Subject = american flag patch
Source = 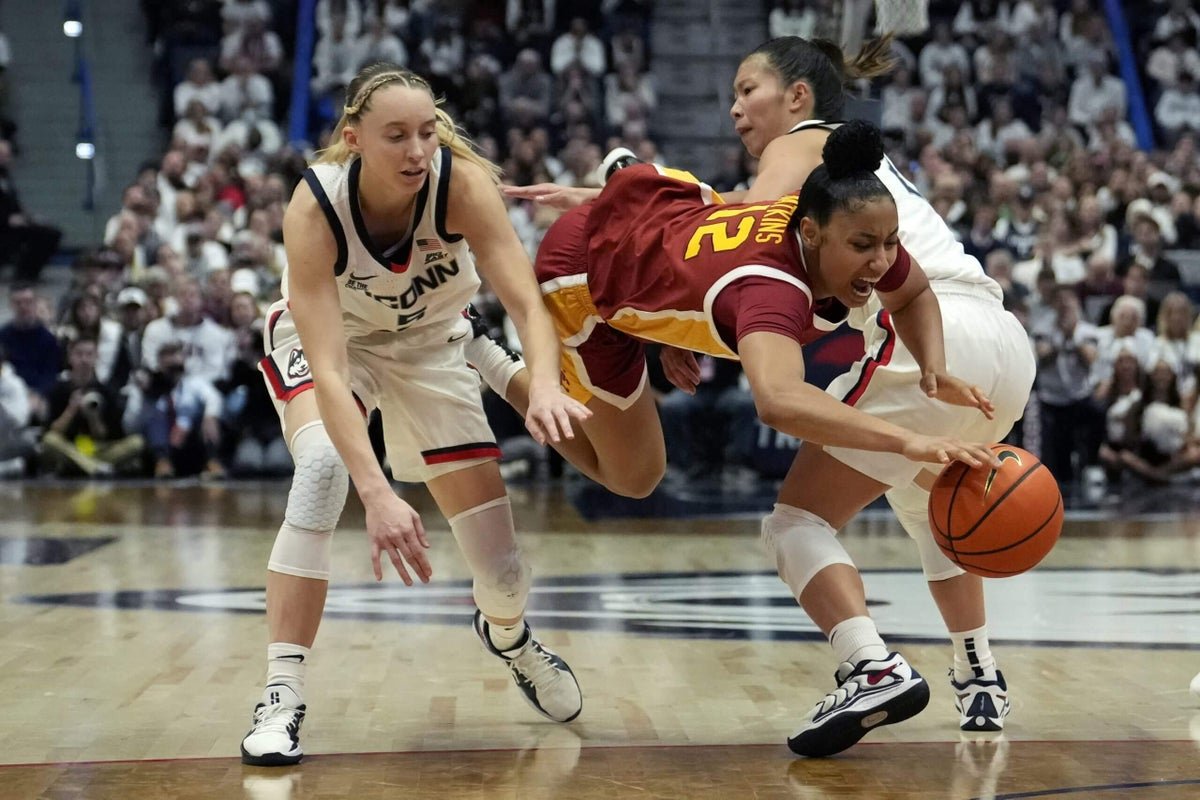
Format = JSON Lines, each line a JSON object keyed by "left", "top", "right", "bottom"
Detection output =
{"left": 417, "top": 238, "right": 440, "bottom": 252}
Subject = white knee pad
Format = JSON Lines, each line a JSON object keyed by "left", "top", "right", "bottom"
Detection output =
{"left": 268, "top": 421, "right": 349, "bottom": 580}
{"left": 448, "top": 496, "right": 531, "bottom": 619}
{"left": 884, "top": 483, "right": 965, "bottom": 582}
{"left": 760, "top": 503, "right": 855, "bottom": 598}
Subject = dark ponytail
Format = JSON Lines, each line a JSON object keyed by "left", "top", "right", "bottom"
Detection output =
{"left": 746, "top": 34, "right": 896, "bottom": 120}
{"left": 796, "top": 120, "right": 891, "bottom": 225}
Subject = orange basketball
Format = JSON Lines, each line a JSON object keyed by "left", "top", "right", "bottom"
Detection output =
{"left": 927, "top": 444, "right": 1063, "bottom": 578}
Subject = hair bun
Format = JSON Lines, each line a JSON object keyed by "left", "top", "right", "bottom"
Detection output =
{"left": 822, "top": 120, "right": 884, "bottom": 180}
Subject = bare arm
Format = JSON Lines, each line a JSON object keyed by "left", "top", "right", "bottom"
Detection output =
{"left": 741, "top": 130, "right": 829, "bottom": 203}
{"left": 739, "top": 331, "right": 997, "bottom": 467}
{"left": 447, "top": 160, "right": 590, "bottom": 443}
{"left": 878, "top": 256, "right": 995, "bottom": 418}
{"left": 284, "top": 183, "right": 392, "bottom": 503}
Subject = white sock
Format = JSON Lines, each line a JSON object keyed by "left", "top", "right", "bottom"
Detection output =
{"left": 950, "top": 624, "right": 996, "bottom": 682}
{"left": 829, "top": 616, "right": 889, "bottom": 666}
{"left": 463, "top": 334, "right": 524, "bottom": 399}
{"left": 264, "top": 642, "right": 309, "bottom": 705}
{"left": 486, "top": 618, "right": 527, "bottom": 652}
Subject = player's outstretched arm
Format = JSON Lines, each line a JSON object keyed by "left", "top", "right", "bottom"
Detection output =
{"left": 739, "top": 331, "right": 999, "bottom": 468}
{"left": 449, "top": 160, "right": 592, "bottom": 445}
{"left": 500, "top": 182, "right": 601, "bottom": 210}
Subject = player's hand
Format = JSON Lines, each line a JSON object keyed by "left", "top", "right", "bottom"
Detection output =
{"left": 901, "top": 434, "right": 1001, "bottom": 469}
{"left": 501, "top": 183, "right": 601, "bottom": 211}
{"left": 920, "top": 371, "right": 995, "bottom": 420}
{"left": 660, "top": 347, "right": 701, "bottom": 394}
{"left": 364, "top": 493, "right": 431, "bottom": 585}
{"left": 525, "top": 381, "right": 592, "bottom": 445}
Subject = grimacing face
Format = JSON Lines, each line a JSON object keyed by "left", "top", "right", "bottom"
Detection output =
{"left": 801, "top": 197, "right": 900, "bottom": 309}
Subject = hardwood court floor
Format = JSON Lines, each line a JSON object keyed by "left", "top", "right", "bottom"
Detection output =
{"left": 1, "top": 481, "right": 1198, "bottom": 799}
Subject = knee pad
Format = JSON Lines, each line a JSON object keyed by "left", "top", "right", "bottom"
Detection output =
{"left": 268, "top": 421, "right": 349, "bottom": 580}
{"left": 885, "top": 484, "right": 965, "bottom": 582}
{"left": 448, "top": 496, "right": 531, "bottom": 619}
{"left": 760, "top": 503, "right": 855, "bottom": 598}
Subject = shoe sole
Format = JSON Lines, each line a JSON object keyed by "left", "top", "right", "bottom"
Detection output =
{"left": 788, "top": 678, "right": 931, "bottom": 758}
{"left": 240, "top": 744, "right": 303, "bottom": 767}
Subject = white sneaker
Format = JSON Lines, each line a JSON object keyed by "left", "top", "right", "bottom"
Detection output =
{"left": 598, "top": 147, "right": 639, "bottom": 184}
{"left": 951, "top": 670, "right": 1010, "bottom": 732}
{"left": 474, "top": 610, "right": 582, "bottom": 723}
{"left": 240, "top": 684, "right": 305, "bottom": 766}
{"left": 788, "top": 651, "right": 930, "bottom": 757}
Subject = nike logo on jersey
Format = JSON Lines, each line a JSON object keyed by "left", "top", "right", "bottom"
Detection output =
{"left": 348, "top": 273, "right": 375, "bottom": 281}
{"left": 396, "top": 308, "right": 427, "bottom": 327}
{"left": 447, "top": 332, "right": 468, "bottom": 343}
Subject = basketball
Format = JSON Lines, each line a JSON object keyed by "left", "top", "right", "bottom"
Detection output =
{"left": 927, "top": 445, "right": 1063, "bottom": 578}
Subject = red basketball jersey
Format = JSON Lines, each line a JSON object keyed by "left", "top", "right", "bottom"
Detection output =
{"left": 582, "top": 164, "right": 906, "bottom": 356}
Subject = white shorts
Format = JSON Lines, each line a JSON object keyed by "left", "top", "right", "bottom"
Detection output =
{"left": 259, "top": 300, "right": 499, "bottom": 483}
{"left": 824, "top": 288, "right": 1036, "bottom": 487}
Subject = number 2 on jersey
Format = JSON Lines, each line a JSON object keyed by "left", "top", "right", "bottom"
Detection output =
{"left": 685, "top": 205, "right": 771, "bottom": 260}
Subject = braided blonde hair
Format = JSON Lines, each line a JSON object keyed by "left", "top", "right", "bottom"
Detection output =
{"left": 315, "top": 63, "right": 502, "bottom": 184}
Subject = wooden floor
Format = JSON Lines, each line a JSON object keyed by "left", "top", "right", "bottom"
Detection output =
{"left": 1, "top": 480, "right": 1199, "bottom": 799}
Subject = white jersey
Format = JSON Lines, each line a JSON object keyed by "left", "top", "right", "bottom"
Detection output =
{"left": 789, "top": 121, "right": 1003, "bottom": 324}
{"left": 287, "top": 146, "right": 480, "bottom": 340}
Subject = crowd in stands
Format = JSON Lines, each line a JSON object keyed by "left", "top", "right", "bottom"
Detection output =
{"left": 1, "top": 0, "right": 1198, "bottom": 501}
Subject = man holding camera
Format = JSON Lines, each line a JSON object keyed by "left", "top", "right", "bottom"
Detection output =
{"left": 41, "top": 338, "right": 144, "bottom": 476}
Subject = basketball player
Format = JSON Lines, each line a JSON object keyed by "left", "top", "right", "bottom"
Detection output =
{"left": 240, "top": 64, "right": 590, "bottom": 767}
{"left": 506, "top": 36, "right": 1035, "bottom": 754}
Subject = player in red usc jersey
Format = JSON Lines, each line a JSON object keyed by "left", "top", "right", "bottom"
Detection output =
{"left": 522, "top": 121, "right": 998, "bottom": 500}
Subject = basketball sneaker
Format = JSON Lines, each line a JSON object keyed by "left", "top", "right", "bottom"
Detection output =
{"left": 240, "top": 684, "right": 305, "bottom": 766}
{"left": 788, "top": 652, "right": 930, "bottom": 757}
{"left": 474, "top": 610, "right": 582, "bottom": 723}
{"left": 599, "top": 147, "right": 639, "bottom": 184}
{"left": 951, "top": 669, "right": 1010, "bottom": 732}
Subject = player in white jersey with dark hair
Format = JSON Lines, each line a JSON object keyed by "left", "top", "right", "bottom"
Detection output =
{"left": 240, "top": 63, "right": 590, "bottom": 767}
{"left": 505, "top": 34, "right": 1036, "bottom": 756}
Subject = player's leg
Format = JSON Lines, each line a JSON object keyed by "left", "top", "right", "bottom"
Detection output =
{"left": 242, "top": 310, "right": 355, "bottom": 766}
{"left": 888, "top": 476, "right": 1010, "bottom": 732}
{"left": 770, "top": 443, "right": 930, "bottom": 757}
{"left": 425, "top": 461, "right": 582, "bottom": 722}
{"left": 381, "top": 343, "right": 581, "bottom": 722}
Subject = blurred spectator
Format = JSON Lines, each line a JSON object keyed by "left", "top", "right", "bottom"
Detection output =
{"left": 609, "top": 18, "right": 646, "bottom": 73}
{"left": 41, "top": 338, "right": 144, "bottom": 477}
{"left": 927, "top": 65, "right": 977, "bottom": 125}
{"left": 604, "top": 62, "right": 655, "bottom": 130}
{"left": 995, "top": 184, "right": 1042, "bottom": 261}
{"left": 174, "top": 99, "right": 225, "bottom": 152}
{"left": 358, "top": 17, "right": 409, "bottom": 69}
{"left": 976, "top": 95, "right": 1032, "bottom": 164}
{"left": 0, "top": 342, "right": 33, "bottom": 476}
{"left": 219, "top": 16, "right": 284, "bottom": 77}
{"left": 0, "top": 284, "right": 61, "bottom": 406}
{"left": 141, "top": 278, "right": 235, "bottom": 384}
{"left": 0, "top": 140, "right": 63, "bottom": 283}
{"left": 123, "top": 341, "right": 225, "bottom": 479}
{"left": 173, "top": 58, "right": 223, "bottom": 120}
{"left": 881, "top": 66, "right": 922, "bottom": 136}
{"left": 919, "top": 21, "right": 970, "bottom": 89}
{"left": 224, "top": 292, "right": 290, "bottom": 475}
{"left": 219, "top": 55, "right": 275, "bottom": 123}
{"left": 1076, "top": 254, "right": 1124, "bottom": 324}
{"left": 221, "top": 0, "right": 272, "bottom": 32}
{"left": 1121, "top": 199, "right": 1182, "bottom": 305}
{"left": 1074, "top": 195, "right": 1119, "bottom": 265}
{"left": 505, "top": 0, "right": 555, "bottom": 53}
{"left": 659, "top": 357, "right": 755, "bottom": 479}
{"left": 1096, "top": 347, "right": 1144, "bottom": 481}
{"left": 1031, "top": 286, "right": 1103, "bottom": 485}
{"left": 984, "top": 249, "right": 1031, "bottom": 312}
{"left": 1100, "top": 358, "right": 1195, "bottom": 484}
{"left": 1152, "top": 0, "right": 1200, "bottom": 43}
{"left": 56, "top": 294, "right": 121, "bottom": 384}
{"left": 317, "top": 0, "right": 362, "bottom": 38}
{"left": 1006, "top": 0, "right": 1056, "bottom": 39}
{"left": 550, "top": 17, "right": 606, "bottom": 78}
{"left": 1151, "top": 291, "right": 1199, "bottom": 401}
{"left": 1093, "top": 294, "right": 1157, "bottom": 385}
{"left": 109, "top": 287, "right": 150, "bottom": 393}
{"left": 1147, "top": 30, "right": 1200, "bottom": 88}
{"left": 419, "top": 19, "right": 462, "bottom": 99}
{"left": 364, "top": 0, "right": 415, "bottom": 40}
{"left": 1154, "top": 72, "right": 1200, "bottom": 146}
{"left": 499, "top": 49, "right": 553, "bottom": 126}
{"left": 1068, "top": 54, "right": 1126, "bottom": 128}
{"left": 311, "top": 12, "right": 360, "bottom": 106}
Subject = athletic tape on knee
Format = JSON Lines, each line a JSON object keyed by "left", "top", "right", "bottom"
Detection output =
{"left": 885, "top": 486, "right": 965, "bottom": 582}
{"left": 448, "top": 496, "right": 531, "bottom": 619}
{"left": 268, "top": 421, "right": 349, "bottom": 580}
{"left": 760, "top": 503, "right": 855, "bottom": 597}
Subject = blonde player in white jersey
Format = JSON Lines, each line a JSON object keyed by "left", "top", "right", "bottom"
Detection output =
{"left": 505, "top": 35, "right": 1035, "bottom": 756}
{"left": 240, "top": 63, "right": 591, "bottom": 767}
